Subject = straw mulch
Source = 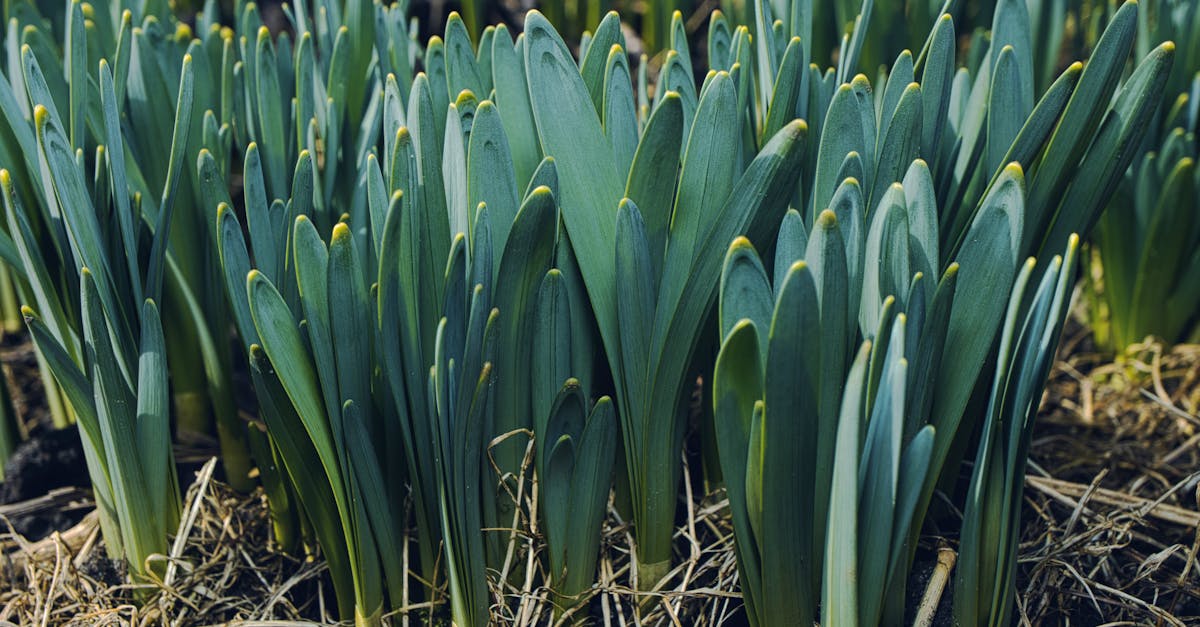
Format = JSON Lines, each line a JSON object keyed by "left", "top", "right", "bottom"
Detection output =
{"left": 1015, "top": 325, "right": 1200, "bottom": 625}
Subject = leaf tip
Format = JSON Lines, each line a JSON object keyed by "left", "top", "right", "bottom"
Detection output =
{"left": 331, "top": 221, "right": 352, "bottom": 243}
{"left": 1001, "top": 162, "right": 1025, "bottom": 184}
{"left": 729, "top": 235, "right": 754, "bottom": 251}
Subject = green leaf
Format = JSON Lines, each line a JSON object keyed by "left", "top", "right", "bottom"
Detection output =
{"left": 657, "top": 72, "right": 740, "bottom": 328}
{"left": 468, "top": 101, "right": 520, "bottom": 261}
{"left": 903, "top": 160, "right": 939, "bottom": 289}
{"left": 444, "top": 98, "right": 471, "bottom": 242}
{"left": 805, "top": 213, "right": 851, "bottom": 558}
{"left": 1, "top": 171, "right": 74, "bottom": 354}
{"left": 823, "top": 341, "right": 871, "bottom": 626}
{"left": 248, "top": 345, "right": 356, "bottom": 619}
{"left": 858, "top": 315, "right": 906, "bottom": 626}
{"left": 1039, "top": 41, "right": 1176, "bottom": 260}
{"left": 292, "top": 216, "right": 341, "bottom": 427}
{"left": 614, "top": 200, "right": 656, "bottom": 417}
{"left": 35, "top": 104, "right": 135, "bottom": 372}
{"left": 708, "top": 11, "right": 733, "bottom": 71}
{"left": 244, "top": 143, "right": 279, "bottom": 280}
{"left": 445, "top": 13, "right": 483, "bottom": 102}
{"left": 860, "top": 184, "right": 910, "bottom": 334}
{"left": 342, "top": 401, "right": 405, "bottom": 606}
{"left": 544, "top": 430, "right": 574, "bottom": 582}
{"left": 990, "top": 0, "right": 1035, "bottom": 114}
{"left": 603, "top": 44, "right": 638, "bottom": 180}
{"left": 760, "top": 260, "right": 820, "bottom": 623}
{"left": 328, "top": 223, "right": 373, "bottom": 432}
{"left": 712, "top": 320, "right": 764, "bottom": 625}
{"left": 1128, "top": 157, "right": 1195, "bottom": 340}
{"left": 986, "top": 46, "right": 1029, "bottom": 176}
{"left": 580, "top": 12, "right": 623, "bottom": 114}
{"left": 813, "top": 78, "right": 871, "bottom": 216}
{"left": 490, "top": 25, "right": 540, "bottom": 190}
{"left": 624, "top": 93, "right": 683, "bottom": 282}
{"left": 763, "top": 37, "right": 805, "bottom": 145}
{"left": 930, "top": 164, "right": 1023, "bottom": 488}
{"left": 256, "top": 27, "right": 289, "bottom": 200}
{"left": 719, "top": 237, "right": 772, "bottom": 358}
{"left": 134, "top": 298, "right": 173, "bottom": 528}
{"left": 871, "top": 84, "right": 922, "bottom": 208}
{"left": 879, "top": 51, "right": 914, "bottom": 142}
{"left": 543, "top": 381, "right": 585, "bottom": 577}
{"left": 295, "top": 32, "right": 315, "bottom": 158}
{"left": 524, "top": 11, "right": 624, "bottom": 374}
{"left": 216, "top": 203, "right": 258, "bottom": 348}
{"left": 1023, "top": 0, "right": 1137, "bottom": 253}
{"left": 99, "top": 60, "right": 140, "bottom": 307}
{"left": 490, "top": 185, "right": 556, "bottom": 500}
{"left": 407, "top": 74, "right": 451, "bottom": 266}
{"left": 773, "top": 209, "right": 808, "bottom": 295}
{"left": 82, "top": 268, "right": 158, "bottom": 574}
{"left": 919, "top": 15, "right": 955, "bottom": 161}
{"left": 562, "top": 395, "right": 617, "bottom": 597}
{"left": 885, "top": 424, "right": 936, "bottom": 607}
{"left": 65, "top": 0, "right": 86, "bottom": 150}
{"left": 655, "top": 51, "right": 698, "bottom": 132}
{"left": 668, "top": 10, "right": 693, "bottom": 85}
{"left": 532, "top": 268, "right": 573, "bottom": 474}
{"left": 146, "top": 53, "right": 194, "bottom": 303}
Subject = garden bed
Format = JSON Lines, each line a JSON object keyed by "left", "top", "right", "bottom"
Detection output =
{"left": 1, "top": 309, "right": 1196, "bottom": 625}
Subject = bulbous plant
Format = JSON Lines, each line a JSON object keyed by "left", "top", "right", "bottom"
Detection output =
{"left": 212, "top": 11, "right": 591, "bottom": 622}
{"left": 524, "top": 7, "right": 809, "bottom": 586}
{"left": 710, "top": 0, "right": 1172, "bottom": 623}
{"left": 1094, "top": 100, "right": 1198, "bottom": 350}
{"left": 956, "top": 238, "right": 1079, "bottom": 627}
{"left": 0, "top": 0, "right": 258, "bottom": 490}
{"left": 1091, "top": 0, "right": 1200, "bottom": 351}
{"left": 531, "top": 266, "right": 618, "bottom": 615}
{"left": 0, "top": 47, "right": 193, "bottom": 581}
{"left": 712, "top": 160, "right": 1025, "bottom": 625}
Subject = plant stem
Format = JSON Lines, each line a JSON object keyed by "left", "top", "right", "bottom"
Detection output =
{"left": 32, "top": 347, "right": 71, "bottom": 429}
{"left": 0, "top": 265, "right": 23, "bottom": 335}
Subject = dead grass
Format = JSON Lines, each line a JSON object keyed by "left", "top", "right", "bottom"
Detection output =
{"left": 1016, "top": 323, "right": 1200, "bottom": 625}
{"left": 0, "top": 458, "right": 331, "bottom": 625}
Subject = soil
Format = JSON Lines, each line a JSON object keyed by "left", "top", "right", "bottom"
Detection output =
{"left": 0, "top": 334, "right": 93, "bottom": 542}
{"left": 904, "top": 553, "right": 955, "bottom": 627}
{"left": 0, "top": 427, "right": 90, "bottom": 540}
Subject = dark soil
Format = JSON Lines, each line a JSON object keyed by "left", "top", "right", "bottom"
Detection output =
{"left": 0, "top": 332, "right": 93, "bottom": 542}
{"left": 904, "top": 552, "right": 955, "bottom": 627}
{"left": 0, "top": 427, "right": 90, "bottom": 540}
{"left": 77, "top": 550, "right": 124, "bottom": 588}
